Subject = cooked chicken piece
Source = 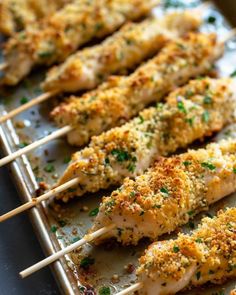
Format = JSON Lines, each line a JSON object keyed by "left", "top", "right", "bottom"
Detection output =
{"left": 42, "top": 10, "right": 202, "bottom": 93}
{"left": 1, "top": 0, "right": 159, "bottom": 85}
{"left": 55, "top": 77, "right": 236, "bottom": 202}
{"left": 51, "top": 33, "right": 224, "bottom": 147}
{"left": 0, "top": 0, "right": 70, "bottom": 36}
{"left": 231, "top": 290, "right": 236, "bottom": 295}
{"left": 92, "top": 139, "right": 236, "bottom": 245}
{"left": 136, "top": 207, "right": 236, "bottom": 295}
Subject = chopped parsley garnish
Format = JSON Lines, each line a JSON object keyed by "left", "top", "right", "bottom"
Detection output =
{"left": 38, "top": 51, "right": 54, "bottom": 58}
{"left": 58, "top": 220, "right": 67, "bottom": 227}
{"left": 187, "top": 210, "right": 194, "bottom": 216}
{"left": 99, "top": 286, "right": 111, "bottom": 295}
{"left": 196, "top": 271, "right": 201, "bottom": 280}
{"left": 206, "top": 212, "right": 213, "bottom": 218}
{"left": 20, "top": 96, "right": 28, "bottom": 104}
{"left": 63, "top": 156, "right": 71, "bottom": 164}
{"left": 202, "top": 110, "right": 210, "bottom": 123}
{"left": 127, "top": 162, "right": 136, "bottom": 173}
{"left": 72, "top": 237, "right": 81, "bottom": 243}
{"left": 201, "top": 162, "right": 216, "bottom": 171}
{"left": 185, "top": 90, "right": 194, "bottom": 98}
{"left": 230, "top": 70, "right": 236, "bottom": 77}
{"left": 153, "top": 204, "right": 161, "bottom": 209}
{"left": 104, "top": 157, "right": 110, "bottom": 165}
{"left": 183, "top": 161, "right": 191, "bottom": 167}
{"left": 188, "top": 221, "right": 195, "bottom": 229}
{"left": 111, "top": 149, "right": 130, "bottom": 162}
{"left": 95, "top": 23, "right": 103, "bottom": 32}
{"left": 233, "top": 168, "right": 236, "bottom": 174}
{"left": 177, "top": 100, "right": 187, "bottom": 114}
{"left": 130, "top": 191, "right": 136, "bottom": 198}
{"left": 139, "top": 115, "right": 144, "bottom": 124}
{"left": 44, "top": 163, "right": 55, "bottom": 173}
{"left": 89, "top": 207, "right": 99, "bottom": 217}
{"left": 18, "top": 142, "right": 28, "bottom": 148}
{"left": 195, "top": 238, "right": 202, "bottom": 243}
{"left": 50, "top": 225, "right": 58, "bottom": 233}
{"left": 207, "top": 15, "right": 216, "bottom": 24}
{"left": 185, "top": 117, "right": 194, "bottom": 126}
{"left": 160, "top": 187, "right": 169, "bottom": 196}
{"left": 203, "top": 95, "right": 212, "bottom": 104}
{"left": 173, "top": 245, "right": 180, "bottom": 253}
{"left": 80, "top": 256, "right": 95, "bottom": 269}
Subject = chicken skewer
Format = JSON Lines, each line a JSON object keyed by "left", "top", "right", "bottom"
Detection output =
{"left": 51, "top": 32, "right": 225, "bottom": 147}
{"left": 19, "top": 139, "right": 236, "bottom": 277}
{"left": 0, "top": 0, "right": 159, "bottom": 86}
{"left": 1, "top": 77, "right": 236, "bottom": 220}
{"left": 0, "top": 7, "right": 205, "bottom": 124}
{"left": 0, "top": 0, "right": 71, "bottom": 36}
{"left": 117, "top": 207, "right": 236, "bottom": 295}
{"left": 0, "top": 32, "right": 229, "bottom": 167}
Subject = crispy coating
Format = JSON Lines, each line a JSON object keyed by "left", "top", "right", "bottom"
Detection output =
{"left": 92, "top": 139, "right": 236, "bottom": 245}
{"left": 42, "top": 10, "right": 201, "bottom": 93}
{"left": 1, "top": 0, "right": 159, "bottom": 85}
{"left": 137, "top": 207, "right": 236, "bottom": 294}
{"left": 0, "top": 0, "right": 70, "bottom": 36}
{"left": 55, "top": 78, "right": 236, "bottom": 202}
{"left": 51, "top": 33, "right": 224, "bottom": 147}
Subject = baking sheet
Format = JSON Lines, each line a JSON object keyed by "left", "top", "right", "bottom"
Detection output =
{"left": 0, "top": 1, "right": 236, "bottom": 294}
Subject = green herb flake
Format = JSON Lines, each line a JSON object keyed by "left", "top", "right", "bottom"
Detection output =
{"left": 230, "top": 70, "right": 236, "bottom": 77}
{"left": 89, "top": 207, "right": 99, "bottom": 217}
{"left": 188, "top": 221, "right": 195, "bottom": 229}
{"left": 130, "top": 191, "right": 136, "bottom": 198}
{"left": 38, "top": 51, "right": 54, "bottom": 58}
{"left": 104, "top": 157, "right": 110, "bottom": 165}
{"left": 207, "top": 15, "right": 216, "bottom": 24}
{"left": 196, "top": 271, "right": 201, "bottom": 280}
{"left": 195, "top": 238, "right": 202, "bottom": 243}
{"left": 139, "top": 115, "right": 144, "bottom": 124}
{"left": 20, "top": 96, "right": 28, "bottom": 105}
{"left": 50, "top": 225, "right": 58, "bottom": 233}
{"left": 111, "top": 149, "right": 130, "bottom": 162}
{"left": 201, "top": 162, "right": 216, "bottom": 171}
{"left": 202, "top": 110, "right": 210, "bottom": 123}
{"left": 58, "top": 220, "right": 67, "bottom": 227}
{"left": 173, "top": 245, "right": 180, "bottom": 253}
{"left": 72, "top": 237, "right": 81, "bottom": 243}
{"left": 63, "top": 156, "right": 71, "bottom": 164}
{"left": 177, "top": 100, "right": 187, "bottom": 114}
{"left": 183, "top": 161, "right": 192, "bottom": 167}
{"left": 44, "top": 163, "right": 55, "bottom": 173}
{"left": 203, "top": 95, "right": 212, "bottom": 104}
{"left": 18, "top": 142, "right": 28, "bottom": 148}
{"left": 187, "top": 210, "right": 194, "bottom": 216}
{"left": 80, "top": 256, "right": 95, "bottom": 269}
{"left": 160, "top": 187, "right": 169, "bottom": 196}
{"left": 233, "top": 168, "right": 236, "bottom": 174}
{"left": 127, "top": 162, "right": 136, "bottom": 173}
{"left": 99, "top": 286, "right": 111, "bottom": 295}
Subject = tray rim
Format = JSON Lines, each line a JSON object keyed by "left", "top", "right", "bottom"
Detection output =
{"left": 0, "top": 117, "right": 79, "bottom": 295}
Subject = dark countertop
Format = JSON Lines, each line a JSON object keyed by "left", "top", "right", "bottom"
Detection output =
{"left": 0, "top": 164, "right": 60, "bottom": 295}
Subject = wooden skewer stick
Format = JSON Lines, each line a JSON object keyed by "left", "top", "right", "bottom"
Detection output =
{"left": 0, "top": 177, "right": 80, "bottom": 222}
{"left": 0, "top": 63, "right": 7, "bottom": 71}
{"left": 0, "top": 125, "right": 73, "bottom": 167}
{"left": 20, "top": 223, "right": 116, "bottom": 278}
{"left": 0, "top": 90, "right": 58, "bottom": 124}
{"left": 116, "top": 283, "right": 143, "bottom": 295}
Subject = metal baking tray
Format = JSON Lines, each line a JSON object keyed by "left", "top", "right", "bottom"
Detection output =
{"left": 0, "top": 1, "right": 236, "bottom": 294}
